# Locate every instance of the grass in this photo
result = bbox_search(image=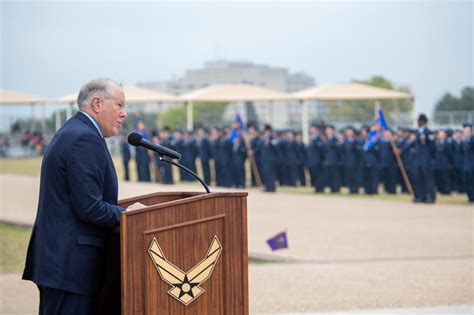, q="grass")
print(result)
[0,223,31,273]
[0,157,42,177]
[0,156,469,205]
